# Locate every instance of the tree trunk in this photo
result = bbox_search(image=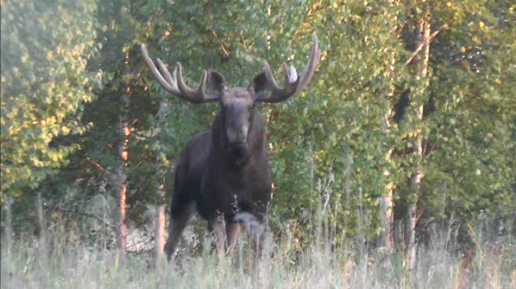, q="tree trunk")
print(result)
[35,192,48,262]
[342,154,353,243]
[382,7,399,251]
[153,100,168,270]
[115,51,131,264]
[380,176,394,249]
[3,196,14,252]
[406,18,431,272]
[115,157,127,263]
[154,198,166,269]
[380,108,394,251]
